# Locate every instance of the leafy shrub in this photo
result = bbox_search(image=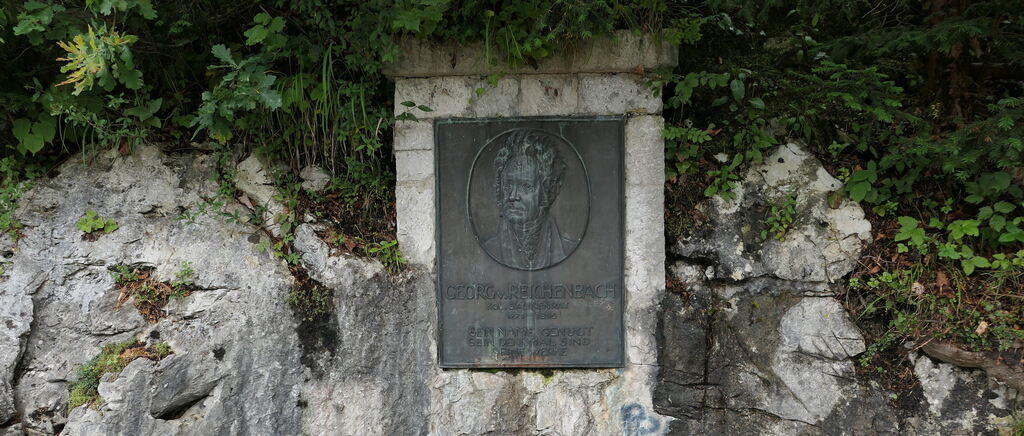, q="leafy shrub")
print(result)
[650,0,1024,363]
